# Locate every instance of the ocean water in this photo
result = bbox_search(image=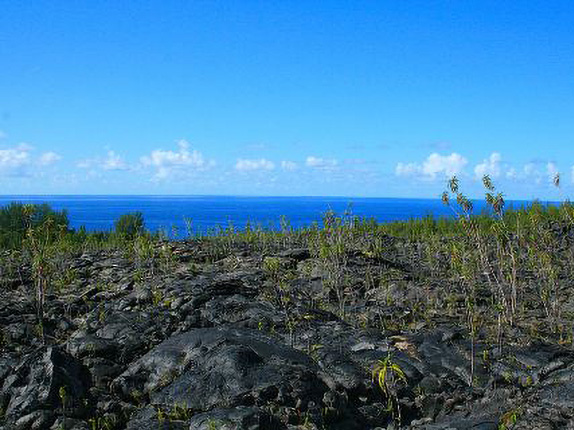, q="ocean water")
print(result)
[0,195,534,236]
